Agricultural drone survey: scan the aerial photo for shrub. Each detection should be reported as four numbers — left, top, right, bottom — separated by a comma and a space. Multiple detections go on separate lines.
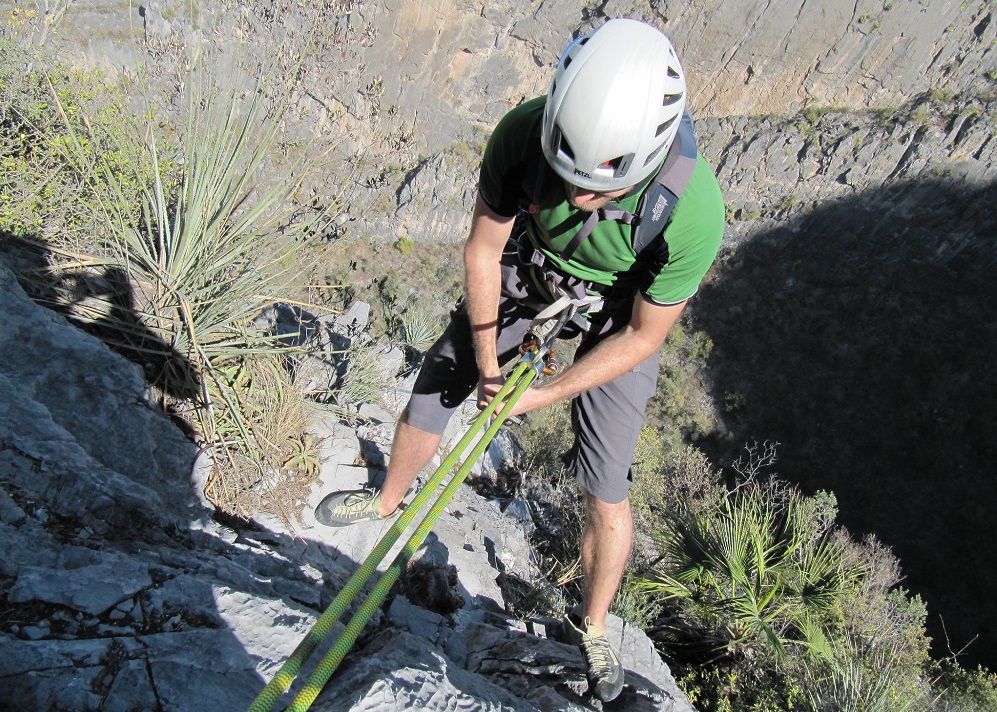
626, 443, 955, 711
8, 51, 339, 517
0, 41, 141, 247
637, 477, 865, 664
934, 661, 997, 711
395, 236, 415, 255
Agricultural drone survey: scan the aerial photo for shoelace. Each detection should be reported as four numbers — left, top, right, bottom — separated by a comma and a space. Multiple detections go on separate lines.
339, 489, 377, 513
581, 632, 618, 676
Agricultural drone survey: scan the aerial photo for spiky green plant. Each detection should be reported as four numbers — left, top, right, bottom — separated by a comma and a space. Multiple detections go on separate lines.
325, 342, 389, 423
400, 303, 444, 353
638, 479, 865, 663
34, 55, 340, 513
800, 631, 930, 711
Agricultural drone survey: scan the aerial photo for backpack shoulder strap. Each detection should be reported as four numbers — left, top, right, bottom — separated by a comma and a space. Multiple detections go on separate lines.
519, 120, 556, 214
633, 111, 698, 254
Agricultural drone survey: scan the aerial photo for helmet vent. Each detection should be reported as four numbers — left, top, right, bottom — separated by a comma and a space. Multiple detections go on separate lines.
655, 116, 676, 138
600, 156, 624, 171
643, 141, 665, 168
667, 66, 681, 79
663, 92, 684, 107
559, 133, 576, 160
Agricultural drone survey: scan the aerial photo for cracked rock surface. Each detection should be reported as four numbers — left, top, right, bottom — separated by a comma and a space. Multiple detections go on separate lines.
0, 258, 694, 710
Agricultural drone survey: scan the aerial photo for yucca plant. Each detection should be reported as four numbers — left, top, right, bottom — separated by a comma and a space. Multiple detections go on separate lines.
325, 342, 389, 423
34, 55, 340, 514
800, 631, 931, 712
400, 304, 444, 354
639, 479, 865, 664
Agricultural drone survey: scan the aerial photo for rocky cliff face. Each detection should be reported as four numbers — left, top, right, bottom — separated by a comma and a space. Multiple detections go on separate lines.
0, 259, 695, 709
8, 0, 993, 245
305, 0, 997, 245
1, 0, 996, 701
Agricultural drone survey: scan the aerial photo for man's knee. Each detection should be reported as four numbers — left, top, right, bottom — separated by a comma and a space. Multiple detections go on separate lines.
583, 488, 632, 527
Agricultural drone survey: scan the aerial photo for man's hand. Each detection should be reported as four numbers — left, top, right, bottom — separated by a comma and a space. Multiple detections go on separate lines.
476, 374, 505, 410
479, 375, 557, 418
511, 298, 688, 413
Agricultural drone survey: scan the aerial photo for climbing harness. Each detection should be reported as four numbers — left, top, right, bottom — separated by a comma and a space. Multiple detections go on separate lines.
247, 301, 583, 712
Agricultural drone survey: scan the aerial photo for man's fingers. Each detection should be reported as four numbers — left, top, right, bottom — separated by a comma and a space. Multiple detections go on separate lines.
476, 376, 505, 410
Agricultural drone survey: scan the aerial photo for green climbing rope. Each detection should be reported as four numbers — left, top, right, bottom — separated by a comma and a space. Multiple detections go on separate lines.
285, 364, 536, 711
247, 355, 542, 712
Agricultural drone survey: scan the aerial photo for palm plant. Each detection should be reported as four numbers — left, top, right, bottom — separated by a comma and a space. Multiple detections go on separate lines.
638, 479, 864, 664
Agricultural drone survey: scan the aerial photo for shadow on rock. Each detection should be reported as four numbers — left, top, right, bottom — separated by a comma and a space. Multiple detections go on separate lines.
0, 252, 365, 711
0, 233, 200, 404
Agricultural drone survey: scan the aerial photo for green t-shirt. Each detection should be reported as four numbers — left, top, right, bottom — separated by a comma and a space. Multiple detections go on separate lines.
479, 96, 725, 305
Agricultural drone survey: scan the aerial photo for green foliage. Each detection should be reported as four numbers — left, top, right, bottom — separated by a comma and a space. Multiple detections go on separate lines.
318, 234, 461, 344
394, 236, 415, 255
610, 573, 663, 630
630, 439, 724, 537
638, 477, 865, 663
5, 51, 339, 517
624, 440, 951, 710
676, 662, 804, 712
798, 626, 931, 711
777, 193, 800, 212
399, 301, 444, 354
0, 42, 144, 246
648, 321, 722, 441
283, 434, 320, 476
512, 400, 575, 481
934, 661, 997, 711
326, 342, 389, 423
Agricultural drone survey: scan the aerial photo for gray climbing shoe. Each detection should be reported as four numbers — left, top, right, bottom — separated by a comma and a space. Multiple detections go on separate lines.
563, 612, 625, 702
314, 487, 398, 527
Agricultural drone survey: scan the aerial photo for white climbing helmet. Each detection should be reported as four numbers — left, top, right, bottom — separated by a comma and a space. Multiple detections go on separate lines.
541, 18, 687, 193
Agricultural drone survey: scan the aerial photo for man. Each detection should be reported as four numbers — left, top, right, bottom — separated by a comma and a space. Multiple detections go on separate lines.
316, 18, 724, 702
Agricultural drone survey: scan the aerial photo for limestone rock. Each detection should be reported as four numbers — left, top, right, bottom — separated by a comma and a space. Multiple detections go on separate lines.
0, 253, 695, 710
8, 546, 152, 616
315, 628, 539, 711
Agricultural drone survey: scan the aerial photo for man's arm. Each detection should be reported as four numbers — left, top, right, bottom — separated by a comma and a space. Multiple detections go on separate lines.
463, 193, 515, 387
508, 296, 686, 416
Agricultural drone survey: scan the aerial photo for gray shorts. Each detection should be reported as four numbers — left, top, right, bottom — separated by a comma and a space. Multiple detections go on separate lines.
405, 252, 660, 504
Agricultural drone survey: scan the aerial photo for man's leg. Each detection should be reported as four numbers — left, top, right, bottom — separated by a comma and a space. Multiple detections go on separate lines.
315, 287, 537, 527
580, 489, 634, 631
562, 318, 659, 701
375, 415, 442, 517
377, 291, 535, 514
566, 487, 633, 702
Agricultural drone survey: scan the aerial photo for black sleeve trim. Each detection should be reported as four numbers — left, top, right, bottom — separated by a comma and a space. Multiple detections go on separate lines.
639, 289, 694, 307
479, 190, 519, 218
